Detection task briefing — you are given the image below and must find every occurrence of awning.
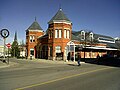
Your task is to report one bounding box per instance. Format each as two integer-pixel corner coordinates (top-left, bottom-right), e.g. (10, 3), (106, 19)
(85, 46), (118, 51)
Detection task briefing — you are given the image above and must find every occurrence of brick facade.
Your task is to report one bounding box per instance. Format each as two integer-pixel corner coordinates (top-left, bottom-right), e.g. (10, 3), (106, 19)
(26, 8), (118, 61)
(26, 30), (44, 58)
(47, 23), (72, 60)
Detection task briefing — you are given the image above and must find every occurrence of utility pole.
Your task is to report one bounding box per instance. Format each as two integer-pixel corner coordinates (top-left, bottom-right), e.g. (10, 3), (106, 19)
(3, 38), (6, 60)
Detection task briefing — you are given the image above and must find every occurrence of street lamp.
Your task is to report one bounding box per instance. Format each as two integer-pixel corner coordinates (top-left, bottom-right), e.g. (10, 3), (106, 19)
(0, 29), (9, 62)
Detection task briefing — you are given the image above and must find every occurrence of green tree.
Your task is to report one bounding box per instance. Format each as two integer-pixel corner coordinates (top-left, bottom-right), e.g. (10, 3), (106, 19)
(11, 41), (20, 57)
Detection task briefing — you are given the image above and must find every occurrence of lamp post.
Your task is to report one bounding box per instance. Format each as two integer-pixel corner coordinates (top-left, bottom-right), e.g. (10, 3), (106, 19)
(6, 43), (11, 64)
(4, 37), (6, 60)
(0, 29), (9, 62)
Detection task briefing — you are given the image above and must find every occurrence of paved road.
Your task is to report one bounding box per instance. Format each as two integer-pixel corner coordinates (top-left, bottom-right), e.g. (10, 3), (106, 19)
(26, 67), (119, 90)
(0, 58), (120, 90)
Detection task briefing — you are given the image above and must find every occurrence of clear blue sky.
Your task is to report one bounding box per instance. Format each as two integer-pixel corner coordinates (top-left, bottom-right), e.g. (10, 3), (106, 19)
(0, 0), (120, 45)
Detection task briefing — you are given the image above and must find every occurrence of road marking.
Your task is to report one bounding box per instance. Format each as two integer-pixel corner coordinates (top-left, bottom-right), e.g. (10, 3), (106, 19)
(15, 67), (113, 90)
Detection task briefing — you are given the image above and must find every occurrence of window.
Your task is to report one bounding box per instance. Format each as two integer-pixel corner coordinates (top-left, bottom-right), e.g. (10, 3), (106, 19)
(49, 31), (50, 39)
(33, 36), (35, 42)
(64, 30), (70, 39)
(89, 32), (93, 41)
(49, 30), (53, 39)
(30, 36), (35, 42)
(64, 29), (67, 38)
(70, 45), (74, 51)
(67, 30), (70, 39)
(55, 29), (62, 38)
(30, 49), (34, 55)
(59, 30), (62, 38)
(51, 30), (53, 38)
(55, 29), (58, 38)
(55, 46), (61, 53)
(30, 36), (32, 42)
(81, 31), (85, 40)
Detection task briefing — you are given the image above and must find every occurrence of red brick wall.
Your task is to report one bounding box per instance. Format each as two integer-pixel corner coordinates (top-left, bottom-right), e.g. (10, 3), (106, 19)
(48, 23), (72, 60)
(26, 30), (44, 58)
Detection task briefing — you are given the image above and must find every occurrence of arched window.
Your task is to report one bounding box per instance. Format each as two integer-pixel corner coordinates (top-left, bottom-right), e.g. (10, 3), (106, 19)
(59, 30), (62, 38)
(55, 29), (58, 38)
(33, 36), (35, 42)
(30, 36), (32, 42)
(30, 35), (35, 42)
(67, 30), (70, 39)
(89, 32), (93, 41)
(55, 46), (61, 53)
(64, 29), (67, 38)
(55, 29), (62, 38)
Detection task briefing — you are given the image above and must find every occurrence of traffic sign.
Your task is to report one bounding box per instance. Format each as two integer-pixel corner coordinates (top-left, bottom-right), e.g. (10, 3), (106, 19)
(6, 43), (11, 48)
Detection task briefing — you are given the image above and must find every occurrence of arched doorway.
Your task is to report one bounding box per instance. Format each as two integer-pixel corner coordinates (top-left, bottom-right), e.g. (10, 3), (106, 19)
(40, 45), (48, 59)
(55, 46), (63, 60)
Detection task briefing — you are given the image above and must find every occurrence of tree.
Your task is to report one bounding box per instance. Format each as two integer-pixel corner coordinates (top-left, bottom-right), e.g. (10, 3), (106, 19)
(11, 40), (20, 57)
(20, 40), (25, 58)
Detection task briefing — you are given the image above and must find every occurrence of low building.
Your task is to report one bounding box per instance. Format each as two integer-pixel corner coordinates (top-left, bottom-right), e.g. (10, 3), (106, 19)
(26, 19), (44, 59)
(0, 46), (4, 57)
(0, 45), (10, 57)
(19, 44), (26, 58)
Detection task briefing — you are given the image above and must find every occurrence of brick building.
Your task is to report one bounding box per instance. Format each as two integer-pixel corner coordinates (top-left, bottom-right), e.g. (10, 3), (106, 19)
(26, 19), (44, 58)
(26, 8), (119, 60)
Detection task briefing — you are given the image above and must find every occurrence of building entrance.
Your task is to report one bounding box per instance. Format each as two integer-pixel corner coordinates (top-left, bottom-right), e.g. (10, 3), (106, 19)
(66, 41), (75, 62)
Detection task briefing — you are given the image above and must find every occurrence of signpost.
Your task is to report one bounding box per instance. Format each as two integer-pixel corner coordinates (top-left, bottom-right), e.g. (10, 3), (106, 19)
(6, 43), (11, 48)
(0, 29), (10, 64)
(6, 43), (11, 64)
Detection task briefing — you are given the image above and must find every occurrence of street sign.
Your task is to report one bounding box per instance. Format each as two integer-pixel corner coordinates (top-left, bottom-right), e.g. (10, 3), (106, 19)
(6, 43), (11, 48)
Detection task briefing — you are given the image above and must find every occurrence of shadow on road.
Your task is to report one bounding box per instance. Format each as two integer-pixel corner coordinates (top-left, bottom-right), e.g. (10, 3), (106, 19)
(67, 64), (78, 66)
(85, 58), (120, 67)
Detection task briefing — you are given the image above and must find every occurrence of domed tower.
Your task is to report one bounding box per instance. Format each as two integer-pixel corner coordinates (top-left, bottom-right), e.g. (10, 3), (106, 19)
(26, 18), (44, 59)
(47, 8), (72, 60)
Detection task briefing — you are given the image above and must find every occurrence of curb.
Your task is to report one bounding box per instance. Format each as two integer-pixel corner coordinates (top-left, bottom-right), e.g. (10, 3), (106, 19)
(0, 61), (19, 69)
(17, 58), (85, 65)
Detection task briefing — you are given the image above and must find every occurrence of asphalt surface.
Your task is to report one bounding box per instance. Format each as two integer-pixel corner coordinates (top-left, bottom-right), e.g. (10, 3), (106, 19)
(26, 67), (119, 90)
(0, 58), (120, 90)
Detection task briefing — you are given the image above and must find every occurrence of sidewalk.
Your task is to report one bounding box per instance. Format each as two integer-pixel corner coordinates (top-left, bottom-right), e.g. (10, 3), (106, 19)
(0, 58), (85, 68)
(19, 58), (85, 65)
(0, 59), (18, 69)
(0, 60), (9, 68)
